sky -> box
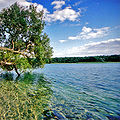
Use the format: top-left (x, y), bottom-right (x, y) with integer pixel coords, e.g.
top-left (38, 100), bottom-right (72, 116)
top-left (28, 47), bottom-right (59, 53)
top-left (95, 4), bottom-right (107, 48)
top-left (0, 0), bottom-right (120, 57)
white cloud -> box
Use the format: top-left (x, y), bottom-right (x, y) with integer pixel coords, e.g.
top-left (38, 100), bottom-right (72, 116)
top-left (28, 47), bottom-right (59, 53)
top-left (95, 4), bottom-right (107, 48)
top-left (0, 0), bottom-right (49, 20)
top-left (46, 7), bottom-right (81, 22)
top-left (59, 40), bottom-right (67, 43)
top-left (82, 26), bottom-right (92, 33)
top-left (53, 38), bottom-right (120, 57)
top-left (68, 26), bottom-right (110, 40)
top-left (51, 1), bottom-right (65, 9)
top-left (0, 0), bottom-right (25, 10)
top-left (0, 0), bottom-right (47, 13)
top-left (0, 0), bottom-right (82, 22)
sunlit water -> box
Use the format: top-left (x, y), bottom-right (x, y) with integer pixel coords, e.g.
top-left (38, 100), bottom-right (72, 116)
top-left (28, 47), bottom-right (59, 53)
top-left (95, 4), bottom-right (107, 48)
top-left (34, 63), bottom-right (120, 120)
top-left (0, 63), bottom-right (120, 119)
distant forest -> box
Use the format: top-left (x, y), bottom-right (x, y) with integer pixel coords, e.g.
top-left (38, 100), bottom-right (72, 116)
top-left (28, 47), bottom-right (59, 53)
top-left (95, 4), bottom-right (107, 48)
top-left (47, 55), bottom-right (120, 63)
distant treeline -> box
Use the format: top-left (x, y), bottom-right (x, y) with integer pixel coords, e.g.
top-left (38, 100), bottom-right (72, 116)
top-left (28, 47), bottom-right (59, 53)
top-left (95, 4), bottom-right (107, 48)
top-left (47, 55), bottom-right (120, 63)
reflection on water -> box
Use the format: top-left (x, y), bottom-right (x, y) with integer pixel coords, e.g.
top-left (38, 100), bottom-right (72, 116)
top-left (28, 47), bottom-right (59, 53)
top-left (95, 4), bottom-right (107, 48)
top-left (0, 72), bottom-right (53, 119)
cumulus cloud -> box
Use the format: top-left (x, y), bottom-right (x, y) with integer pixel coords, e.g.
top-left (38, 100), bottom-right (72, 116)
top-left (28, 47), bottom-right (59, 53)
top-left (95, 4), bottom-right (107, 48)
top-left (0, 0), bottom-right (49, 15)
top-left (0, 0), bottom-right (27, 10)
top-left (19, 2), bottom-right (46, 13)
top-left (51, 1), bottom-right (65, 9)
top-left (59, 40), bottom-right (67, 43)
top-left (68, 26), bottom-right (110, 40)
top-left (53, 38), bottom-right (120, 57)
top-left (46, 6), bottom-right (81, 22)
top-left (0, 0), bottom-right (81, 22)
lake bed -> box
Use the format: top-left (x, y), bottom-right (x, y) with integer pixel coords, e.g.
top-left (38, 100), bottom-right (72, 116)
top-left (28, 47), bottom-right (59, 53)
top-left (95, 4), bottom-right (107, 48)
top-left (0, 63), bottom-right (120, 119)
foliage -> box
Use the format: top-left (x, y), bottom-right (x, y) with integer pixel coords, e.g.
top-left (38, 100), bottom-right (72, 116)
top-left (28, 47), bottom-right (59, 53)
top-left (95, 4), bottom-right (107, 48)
top-left (0, 3), bottom-right (53, 75)
top-left (0, 73), bottom-right (53, 119)
top-left (49, 55), bottom-right (120, 63)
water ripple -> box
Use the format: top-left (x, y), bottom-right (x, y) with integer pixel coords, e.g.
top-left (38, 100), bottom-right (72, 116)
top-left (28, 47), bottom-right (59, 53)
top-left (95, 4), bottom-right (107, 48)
top-left (34, 63), bottom-right (120, 119)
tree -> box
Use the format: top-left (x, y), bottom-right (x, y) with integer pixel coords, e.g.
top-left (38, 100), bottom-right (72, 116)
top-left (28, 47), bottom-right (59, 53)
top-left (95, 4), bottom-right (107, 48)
top-left (0, 3), bottom-right (53, 76)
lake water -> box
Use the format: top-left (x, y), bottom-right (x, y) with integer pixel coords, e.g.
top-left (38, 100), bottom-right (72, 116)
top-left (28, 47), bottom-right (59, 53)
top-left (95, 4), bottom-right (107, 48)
top-left (34, 63), bottom-right (120, 119)
top-left (0, 63), bottom-right (120, 119)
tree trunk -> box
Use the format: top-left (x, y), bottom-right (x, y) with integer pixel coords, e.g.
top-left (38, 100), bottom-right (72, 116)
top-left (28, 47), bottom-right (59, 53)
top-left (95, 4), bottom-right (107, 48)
top-left (13, 65), bottom-right (20, 77)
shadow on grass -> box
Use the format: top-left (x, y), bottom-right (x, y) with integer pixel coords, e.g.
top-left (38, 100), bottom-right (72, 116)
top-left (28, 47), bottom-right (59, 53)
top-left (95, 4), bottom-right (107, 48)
top-left (0, 72), bottom-right (56, 119)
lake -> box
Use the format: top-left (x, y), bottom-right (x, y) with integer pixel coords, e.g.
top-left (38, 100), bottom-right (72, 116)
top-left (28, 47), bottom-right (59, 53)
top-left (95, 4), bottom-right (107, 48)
top-left (0, 63), bottom-right (120, 119)
top-left (34, 63), bottom-right (120, 119)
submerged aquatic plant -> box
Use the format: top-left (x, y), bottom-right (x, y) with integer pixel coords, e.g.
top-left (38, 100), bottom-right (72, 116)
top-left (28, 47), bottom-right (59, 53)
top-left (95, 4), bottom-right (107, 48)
top-left (0, 73), bottom-right (53, 119)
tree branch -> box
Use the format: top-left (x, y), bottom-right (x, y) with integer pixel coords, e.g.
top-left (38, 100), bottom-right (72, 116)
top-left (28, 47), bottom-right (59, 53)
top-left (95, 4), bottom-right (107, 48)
top-left (0, 46), bottom-right (29, 58)
top-left (23, 43), bottom-right (34, 52)
top-left (12, 40), bottom-right (14, 50)
top-left (13, 65), bottom-right (20, 76)
top-left (0, 61), bottom-right (14, 65)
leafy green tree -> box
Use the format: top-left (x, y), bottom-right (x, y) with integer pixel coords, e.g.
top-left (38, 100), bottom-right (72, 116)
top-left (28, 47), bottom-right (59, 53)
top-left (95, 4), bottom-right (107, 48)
top-left (0, 3), bottom-right (53, 76)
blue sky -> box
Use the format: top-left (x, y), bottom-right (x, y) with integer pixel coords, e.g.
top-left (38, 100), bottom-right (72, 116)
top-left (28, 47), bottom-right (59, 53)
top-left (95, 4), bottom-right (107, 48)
top-left (0, 0), bottom-right (120, 57)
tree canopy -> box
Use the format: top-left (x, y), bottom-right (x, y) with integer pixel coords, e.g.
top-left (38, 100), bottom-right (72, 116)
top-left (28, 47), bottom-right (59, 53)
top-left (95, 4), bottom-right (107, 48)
top-left (0, 3), bottom-right (53, 76)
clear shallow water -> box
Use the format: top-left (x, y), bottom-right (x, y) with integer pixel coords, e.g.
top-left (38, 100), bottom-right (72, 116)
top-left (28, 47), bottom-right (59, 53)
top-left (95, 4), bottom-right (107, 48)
top-left (0, 73), bottom-right (53, 119)
top-left (0, 63), bottom-right (120, 119)
top-left (34, 63), bottom-right (120, 120)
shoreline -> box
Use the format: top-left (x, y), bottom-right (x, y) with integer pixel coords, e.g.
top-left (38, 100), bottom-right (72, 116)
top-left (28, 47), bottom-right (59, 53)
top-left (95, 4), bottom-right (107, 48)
top-left (49, 62), bottom-right (120, 64)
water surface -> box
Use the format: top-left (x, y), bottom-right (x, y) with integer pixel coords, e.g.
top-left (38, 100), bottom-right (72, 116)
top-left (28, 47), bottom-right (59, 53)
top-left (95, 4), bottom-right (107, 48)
top-left (34, 63), bottom-right (120, 119)
top-left (0, 63), bottom-right (120, 119)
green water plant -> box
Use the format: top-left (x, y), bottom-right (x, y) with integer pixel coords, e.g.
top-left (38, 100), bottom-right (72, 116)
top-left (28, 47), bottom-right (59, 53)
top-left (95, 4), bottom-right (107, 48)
top-left (0, 73), bottom-right (53, 119)
top-left (0, 3), bottom-right (53, 76)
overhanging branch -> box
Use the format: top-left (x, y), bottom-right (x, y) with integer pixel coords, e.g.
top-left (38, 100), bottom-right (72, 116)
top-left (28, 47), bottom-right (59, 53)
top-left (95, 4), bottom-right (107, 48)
top-left (0, 46), bottom-right (29, 58)
top-left (23, 43), bottom-right (34, 52)
top-left (0, 61), bottom-right (14, 65)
